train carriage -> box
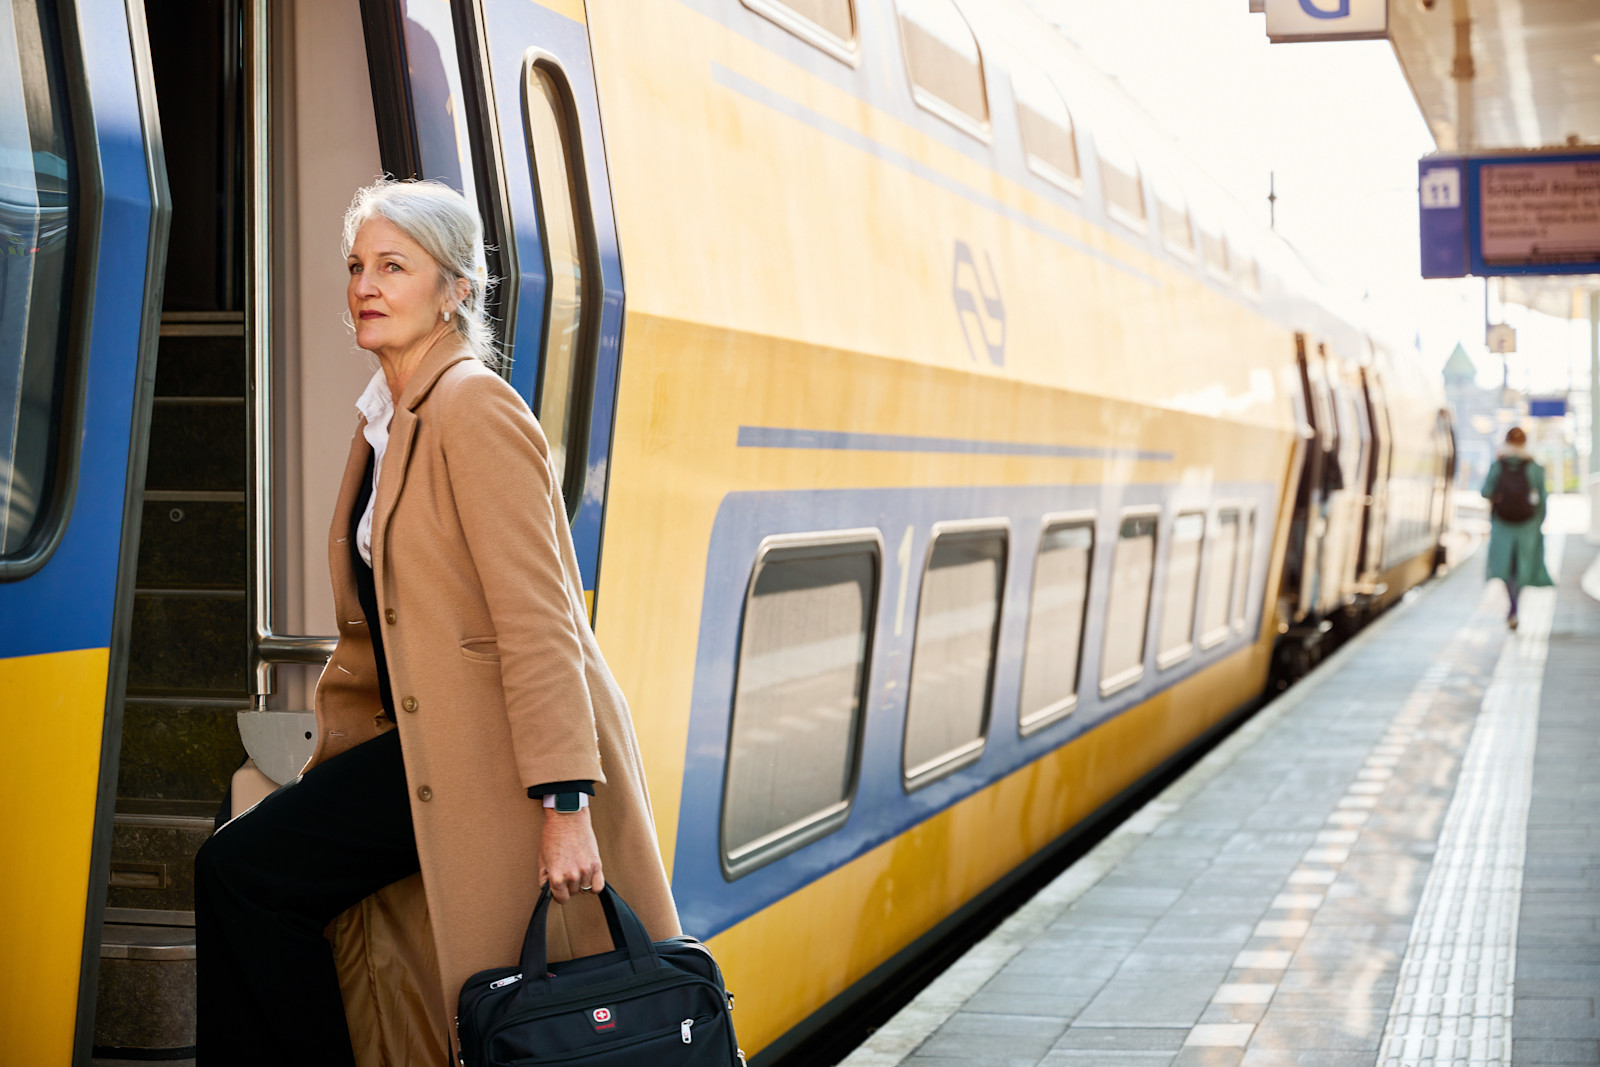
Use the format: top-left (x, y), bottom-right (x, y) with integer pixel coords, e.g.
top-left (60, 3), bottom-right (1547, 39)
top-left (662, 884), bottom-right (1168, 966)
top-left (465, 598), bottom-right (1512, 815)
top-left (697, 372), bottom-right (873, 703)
top-left (0, 0), bottom-right (1452, 1062)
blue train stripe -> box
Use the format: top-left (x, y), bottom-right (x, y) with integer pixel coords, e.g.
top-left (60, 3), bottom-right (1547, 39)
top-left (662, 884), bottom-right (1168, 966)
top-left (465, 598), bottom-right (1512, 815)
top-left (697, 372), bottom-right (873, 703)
top-left (737, 425), bottom-right (1176, 463)
top-left (708, 62), bottom-right (1164, 289)
top-left (670, 479), bottom-right (1274, 941)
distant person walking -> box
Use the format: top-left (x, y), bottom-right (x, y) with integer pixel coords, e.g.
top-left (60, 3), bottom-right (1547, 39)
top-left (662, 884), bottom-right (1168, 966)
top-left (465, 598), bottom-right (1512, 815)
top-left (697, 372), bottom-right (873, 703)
top-left (1481, 426), bottom-right (1552, 629)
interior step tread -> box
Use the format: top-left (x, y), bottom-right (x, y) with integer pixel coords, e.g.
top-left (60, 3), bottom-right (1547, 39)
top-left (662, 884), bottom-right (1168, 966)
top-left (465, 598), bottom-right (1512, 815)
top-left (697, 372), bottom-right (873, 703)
top-left (102, 923), bottom-right (196, 961)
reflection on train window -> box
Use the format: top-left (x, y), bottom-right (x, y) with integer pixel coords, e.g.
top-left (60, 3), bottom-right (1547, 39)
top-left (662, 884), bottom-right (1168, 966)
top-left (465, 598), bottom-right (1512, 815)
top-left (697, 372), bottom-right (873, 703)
top-left (895, 0), bottom-right (988, 136)
top-left (1157, 513), bottom-right (1204, 669)
top-left (0, 0), bottom-right (75, 562)
top-left (904, 524), bottom-right (1006, 784)
top-left (1199, 510), bottom-right (1240, 649)
top-left (1101, 512), bottom-right (1156, 694)
top-left (741, 0), bottom-right (856, 61)
top-left (524, 60), bottom-right (593, 515)
top-left (723, 534), bottom-right (879, 873)
top-left (1012, 64), bottom-right (1079, 190)
top-left (1232, 508), bottom-right (1254, 630)
top-left (1154, 173), bottom-right (1193, 257)
top-left (1239, 253), bottom-right (1262, 297)
top-left (1201, 226), bottom-right (1230, 281)
top-left (1095, 130), bottom-right (1146, 231)
top-left (1019, 520), bottom-right (1093, 734)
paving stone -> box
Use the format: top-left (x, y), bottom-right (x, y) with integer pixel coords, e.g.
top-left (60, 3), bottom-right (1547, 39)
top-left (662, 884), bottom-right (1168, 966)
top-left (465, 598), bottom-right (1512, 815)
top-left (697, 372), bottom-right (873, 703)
top-left (840, 532), bottom-right (1600, 1067)
top-left (1051, 1027), bottom-right (1188, 1051)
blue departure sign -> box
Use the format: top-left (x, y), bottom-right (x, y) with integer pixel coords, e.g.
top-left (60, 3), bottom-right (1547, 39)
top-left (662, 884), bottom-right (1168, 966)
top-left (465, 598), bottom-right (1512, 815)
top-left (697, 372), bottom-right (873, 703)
top-left (1421, 150), bottom-right (1600, 278)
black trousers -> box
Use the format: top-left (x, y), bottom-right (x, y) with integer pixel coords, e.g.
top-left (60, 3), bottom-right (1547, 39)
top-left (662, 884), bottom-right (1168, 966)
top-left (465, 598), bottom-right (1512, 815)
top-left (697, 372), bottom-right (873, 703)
top-left (194, 728), bottom-right (419, 1066)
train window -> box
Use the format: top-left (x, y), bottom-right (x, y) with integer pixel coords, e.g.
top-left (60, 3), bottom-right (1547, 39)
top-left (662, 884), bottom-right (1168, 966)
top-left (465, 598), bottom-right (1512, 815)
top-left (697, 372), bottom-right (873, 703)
top-left (1158, 195), bottom-right (1196, 257)
top-left (1101, 512), bottom-right (1157, 695)
top-left (1199, 510), bottom-right (1240, 649)
top-left (741, 0), bottom-right (857, 61)
top-left (0, 0), bottom-right (76, 562)
top-left (523, 60), bottom-right (595, 516)
top-left (1232, 508), bottom-right (1254, 630)
top-left (1239, 253), bottom-right (1262, 297)
top-left (723, 533), bottom-right (879, 872)
top-left (1200, 226), bottom-right (1231, 281)
top-left (895, 0), bottom-right (988, 136)
top-left (1012, 64), bottom-right (1080, 191)
top-left (904, 523), bottom-right (1006, 784)
top-left (1018, 519), bottom-right (1093, 734)
top-left (1094, 129), bottom-right (1146, 231)
top-left (1157, 512), bottom-right (1204, 669)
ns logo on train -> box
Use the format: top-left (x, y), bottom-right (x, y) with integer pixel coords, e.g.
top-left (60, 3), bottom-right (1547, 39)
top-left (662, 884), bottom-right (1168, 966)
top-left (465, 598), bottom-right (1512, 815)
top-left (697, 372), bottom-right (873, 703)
top-left (952, 240), bottom-right (1005, 367)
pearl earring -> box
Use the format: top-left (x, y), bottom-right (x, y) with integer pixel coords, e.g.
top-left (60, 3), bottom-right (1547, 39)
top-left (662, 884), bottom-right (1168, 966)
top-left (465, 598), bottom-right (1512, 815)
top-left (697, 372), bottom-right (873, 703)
top-left (442, 309), bottom-right (451, 323)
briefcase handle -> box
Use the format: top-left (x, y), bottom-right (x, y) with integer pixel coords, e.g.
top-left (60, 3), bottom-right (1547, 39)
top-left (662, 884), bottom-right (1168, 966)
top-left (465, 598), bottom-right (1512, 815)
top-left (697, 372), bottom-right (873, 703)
top-left (520, 882), bottom-right (658, 982)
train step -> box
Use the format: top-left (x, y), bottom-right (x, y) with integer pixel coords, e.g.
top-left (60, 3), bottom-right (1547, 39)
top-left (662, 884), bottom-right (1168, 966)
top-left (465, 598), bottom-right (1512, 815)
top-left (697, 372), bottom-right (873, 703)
top-left (95, 921), bottom-right (196, 1056)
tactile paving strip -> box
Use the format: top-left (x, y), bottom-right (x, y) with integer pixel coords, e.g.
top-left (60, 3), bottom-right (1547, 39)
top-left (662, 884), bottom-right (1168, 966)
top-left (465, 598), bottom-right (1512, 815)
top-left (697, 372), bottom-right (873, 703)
top-left (1376, 543), bottom-right (1561, 1067)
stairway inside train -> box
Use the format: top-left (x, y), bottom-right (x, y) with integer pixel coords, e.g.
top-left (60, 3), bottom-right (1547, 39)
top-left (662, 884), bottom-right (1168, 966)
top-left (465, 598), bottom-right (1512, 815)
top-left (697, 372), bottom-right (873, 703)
top-left (95, 0), bottom-right (247, 1058)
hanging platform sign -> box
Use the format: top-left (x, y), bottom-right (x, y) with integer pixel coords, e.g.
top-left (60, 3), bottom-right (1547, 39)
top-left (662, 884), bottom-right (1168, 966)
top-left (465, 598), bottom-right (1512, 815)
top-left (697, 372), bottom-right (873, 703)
top-left (1263, 0), bottom-right (1388, 43)
top-left (1420, 150), bottom-right (1600, 278)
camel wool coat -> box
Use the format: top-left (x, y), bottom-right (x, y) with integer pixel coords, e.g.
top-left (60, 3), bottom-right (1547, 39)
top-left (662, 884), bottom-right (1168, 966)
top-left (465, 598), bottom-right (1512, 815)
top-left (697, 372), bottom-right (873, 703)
top-left (305, 338), bottom-right (679, 1065)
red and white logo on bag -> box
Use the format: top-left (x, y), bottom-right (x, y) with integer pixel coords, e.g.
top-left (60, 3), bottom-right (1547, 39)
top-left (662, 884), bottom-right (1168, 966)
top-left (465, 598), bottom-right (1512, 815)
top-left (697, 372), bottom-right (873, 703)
top-left (590, 1007), bottom-right (615, 1032)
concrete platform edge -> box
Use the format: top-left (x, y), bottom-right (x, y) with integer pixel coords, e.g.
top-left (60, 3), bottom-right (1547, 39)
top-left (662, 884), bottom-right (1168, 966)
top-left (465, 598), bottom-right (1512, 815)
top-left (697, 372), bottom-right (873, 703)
top-left (839, 572), bottom-right (1454, 1067)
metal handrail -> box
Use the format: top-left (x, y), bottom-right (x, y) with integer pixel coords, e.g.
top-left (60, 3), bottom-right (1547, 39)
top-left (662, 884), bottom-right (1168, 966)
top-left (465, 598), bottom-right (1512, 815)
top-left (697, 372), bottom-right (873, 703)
top-left (244, 0), bottom-right (335, 708)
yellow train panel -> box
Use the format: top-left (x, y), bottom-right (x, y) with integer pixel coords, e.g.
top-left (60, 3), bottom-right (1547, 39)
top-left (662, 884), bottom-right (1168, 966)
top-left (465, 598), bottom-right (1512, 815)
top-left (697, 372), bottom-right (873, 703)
top-left (0, 648), bottom-right (110, 1065)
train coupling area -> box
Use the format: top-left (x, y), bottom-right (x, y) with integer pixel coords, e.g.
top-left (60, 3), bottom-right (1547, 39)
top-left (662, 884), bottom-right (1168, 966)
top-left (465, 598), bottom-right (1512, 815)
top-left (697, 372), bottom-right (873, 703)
top-left (844, 497), bottom-right (1599, 1067)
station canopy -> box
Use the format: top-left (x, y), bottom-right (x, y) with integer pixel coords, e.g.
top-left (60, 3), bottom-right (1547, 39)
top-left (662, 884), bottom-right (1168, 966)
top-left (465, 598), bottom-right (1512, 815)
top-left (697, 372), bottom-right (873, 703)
top-left (1391, 0), bottom-right (1600, 310)
top-left (1389, 0), bottom-right (1600, 152)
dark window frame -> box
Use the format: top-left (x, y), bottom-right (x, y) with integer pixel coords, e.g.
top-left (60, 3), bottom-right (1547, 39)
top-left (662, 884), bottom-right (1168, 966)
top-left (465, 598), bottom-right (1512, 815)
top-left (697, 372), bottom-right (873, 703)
top-left (1157, 510), bottom-right (1206, 671)
top-left (720, 529), bottom-right (882, 879)
top-left (894, 0), bottom-right (991, 142)
top-left (521, 49), bottom-right (604, 519)
top-left (740, 0), bottom-right (859, 65)
top-left (1199, 506), bottom-right (1243, 651)
top-left (1100, 507), bottom-right (1160, 697)
top-left (1018, 512), bottom-right (1095, 736)
top-left (902, 518), bottom-right (1009, 789)
top-left (0, 0), bottom-right (99, 580)
top-left (1011, 65), bottom-right (1082, 195)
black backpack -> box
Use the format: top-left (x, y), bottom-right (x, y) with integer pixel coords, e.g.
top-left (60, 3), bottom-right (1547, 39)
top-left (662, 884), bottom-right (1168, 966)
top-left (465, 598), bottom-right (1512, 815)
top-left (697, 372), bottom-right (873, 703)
top-left (1492, 459), bottom-right (1536, 524)
top-left (457, 884), bottom-right (742, 1066)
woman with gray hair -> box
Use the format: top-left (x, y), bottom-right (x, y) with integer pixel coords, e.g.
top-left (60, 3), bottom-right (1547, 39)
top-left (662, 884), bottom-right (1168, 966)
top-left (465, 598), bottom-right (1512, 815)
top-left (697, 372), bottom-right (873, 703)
top-left (193, 179), bottom-right (678, 1066)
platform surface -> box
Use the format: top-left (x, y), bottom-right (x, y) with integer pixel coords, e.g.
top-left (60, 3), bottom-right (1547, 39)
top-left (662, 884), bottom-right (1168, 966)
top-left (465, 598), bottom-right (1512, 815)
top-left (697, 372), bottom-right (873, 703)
top-left (844, 500), bottom-right (1598, 1067)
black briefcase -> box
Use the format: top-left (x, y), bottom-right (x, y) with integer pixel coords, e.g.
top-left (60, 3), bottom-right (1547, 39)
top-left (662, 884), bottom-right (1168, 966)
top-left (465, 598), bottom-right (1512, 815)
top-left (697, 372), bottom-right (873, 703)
top-left (457, 884), bottom-right (741, 1066)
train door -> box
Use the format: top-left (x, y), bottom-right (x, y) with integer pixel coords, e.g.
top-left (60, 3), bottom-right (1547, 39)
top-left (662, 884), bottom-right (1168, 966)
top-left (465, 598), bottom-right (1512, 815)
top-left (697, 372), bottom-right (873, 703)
top-left (1356, 361), bottom-right (1394, 589)
top-left (458, 0), bottom-right (626, 609)
top-left (0, 1), bottom-right (170, 1062)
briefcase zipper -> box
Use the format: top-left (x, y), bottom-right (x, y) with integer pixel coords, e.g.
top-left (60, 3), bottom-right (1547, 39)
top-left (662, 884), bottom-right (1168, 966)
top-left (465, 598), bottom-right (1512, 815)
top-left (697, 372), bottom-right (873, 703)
top-left (482, 974), bottom-right (728, 1052)
top-left (682, 1018), bottom-right (693, 1043)
top-left (501, 1013), bottom-right (716, 1064)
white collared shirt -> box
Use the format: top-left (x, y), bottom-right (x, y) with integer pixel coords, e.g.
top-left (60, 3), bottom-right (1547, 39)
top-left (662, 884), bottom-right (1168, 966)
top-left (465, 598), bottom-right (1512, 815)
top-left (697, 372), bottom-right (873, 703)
top-left (354, 370), bottom-right (394, 567)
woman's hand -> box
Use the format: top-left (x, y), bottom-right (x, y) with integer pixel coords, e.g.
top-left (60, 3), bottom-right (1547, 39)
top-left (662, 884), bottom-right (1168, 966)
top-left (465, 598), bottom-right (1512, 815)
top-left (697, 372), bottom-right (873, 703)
top-left (540, 806), bottom-right (604, 904)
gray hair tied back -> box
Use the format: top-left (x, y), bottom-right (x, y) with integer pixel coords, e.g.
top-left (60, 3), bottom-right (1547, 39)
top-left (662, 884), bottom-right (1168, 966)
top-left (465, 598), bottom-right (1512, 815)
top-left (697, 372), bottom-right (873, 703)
top-left (342, 177), bottom-right (499, 367)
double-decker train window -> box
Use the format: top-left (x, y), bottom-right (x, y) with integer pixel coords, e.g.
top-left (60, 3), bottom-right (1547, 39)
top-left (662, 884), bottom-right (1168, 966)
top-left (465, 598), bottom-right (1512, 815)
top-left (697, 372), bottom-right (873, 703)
top-left (1233, 507), bottom-right (1255, 631)
top-left (1157, 512), bottom-right (1204, 668)
top-left (895, 0), bottom-right (988, 136)
top-left (523, 59), bottom-right (594, 515)
top-left (1154, 171), bottom-right (1193, 257)
top-left (1200, 225), bottom-right (1231, 281)
top-left (741, 0), bottom-right (856, 62)
top-left (903, 523), bottom-right (1006, 785)
top-left (1101, 511), bottom-right (1156, 694)
top-left (1200, 509), bottom-right (1240, 649)
top-left (1018, 519), bottom-right (1093, 734)
top-left (723, 533), bottom-right (878, 873)
top-left (0, 0), bottom-right (75, 563)
top-left (1095, 129), bottom-right (1146, 231)
top-left (1012, 64), bottom-right (1080, 191)
top-left (1239, 252), bottom-right (1262, 297)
